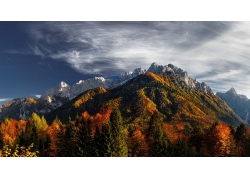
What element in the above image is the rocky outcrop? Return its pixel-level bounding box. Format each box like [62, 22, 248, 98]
[147, 63, 213, 94]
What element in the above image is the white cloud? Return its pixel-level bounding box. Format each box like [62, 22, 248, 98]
[17, 21, 250, 98]
[0, 98, 12, 102]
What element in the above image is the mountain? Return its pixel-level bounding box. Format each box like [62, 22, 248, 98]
[45, 72, 244, 127]
[0, 62, 227, 123]
[0, 96, 69, 120]
[216, 88, 250, 123]
[0, 68, 146, 121]
[41, 62, 213, 108]
[41, 67, 147, 102]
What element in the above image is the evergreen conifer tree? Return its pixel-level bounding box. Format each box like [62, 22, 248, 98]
[147, 112, 168, 156]
[109, 106, 128, 157]
[75, 116, 93, 157]
[101, 123, 113, 157]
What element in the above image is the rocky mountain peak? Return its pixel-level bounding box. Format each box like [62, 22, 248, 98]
[59, 81, 68, 88]
[147, 62, 213, 94]
[217, 88, 250, 123]
[227, 87, 237, 95]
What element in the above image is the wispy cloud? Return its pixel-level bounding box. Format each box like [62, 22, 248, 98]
[0, 98, 12, 102]
[10, 21, 250, 98]
[28, 45, 46, 59]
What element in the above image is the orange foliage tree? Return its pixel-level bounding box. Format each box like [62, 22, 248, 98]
[0, 118, 26, 148]
[201, 122, 234, 157]
[47, 117, 64, 157]
[128, 125, 149, 157]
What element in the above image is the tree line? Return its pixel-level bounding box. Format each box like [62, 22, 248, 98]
[0, 107, 250, 157]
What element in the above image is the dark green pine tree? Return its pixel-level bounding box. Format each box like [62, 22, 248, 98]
[148, 112, 168, 157]
[18, 129, 26, 147]
[174, 138, 195, 157]
[56, 126, 66, 157]
[64, 118, 78, 157]
[235, 123, 248, 156]
[101, 123, 113, 157]
[30, 126, 40, 154]
[152, 124, 168, 157]
[76, 117, 94, 157]
[235, 123, 247, 143]
[92, 126, 103, 157]
[189, 126, 203, 155]
[109, 106, 128, 157]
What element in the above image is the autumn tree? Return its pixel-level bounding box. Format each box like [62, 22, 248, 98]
[24, 113, 49, 155]
[128, 126, 149, 157]
[47, 116, 63, 157]
[0, 118, 20, 148]
[201, 122, 233, 157]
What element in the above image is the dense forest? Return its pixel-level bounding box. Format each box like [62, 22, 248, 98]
[1, 106, 250, 157]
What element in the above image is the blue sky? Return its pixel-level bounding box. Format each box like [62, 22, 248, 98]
[1, 21, 250, 104]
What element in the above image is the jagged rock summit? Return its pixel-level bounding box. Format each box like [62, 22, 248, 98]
[147, 63, 213, 94]
[217, 87, 250, 123]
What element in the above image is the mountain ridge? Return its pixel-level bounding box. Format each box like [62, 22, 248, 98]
[44, 72, 244, 127]
[0, 62, 223, 122]
[217, 88, 250, 123]
[41, 62, 213, 106]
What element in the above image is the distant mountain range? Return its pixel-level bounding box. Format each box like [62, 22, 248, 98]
[0, 62, 244, 127]
[217, 88, 250, 123]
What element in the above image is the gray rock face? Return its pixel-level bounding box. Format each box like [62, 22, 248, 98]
[147, 63, 213, 94]
[216, 88, 250, 123]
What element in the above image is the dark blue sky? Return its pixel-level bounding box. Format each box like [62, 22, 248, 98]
[0, 22, 97, 104]
[1, 21, 250, 104]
